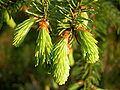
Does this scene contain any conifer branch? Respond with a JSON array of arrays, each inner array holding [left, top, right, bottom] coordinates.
[[35, 20, 53, 66], [11, 0, 101, 87]]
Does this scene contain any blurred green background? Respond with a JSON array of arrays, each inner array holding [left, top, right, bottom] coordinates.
[[0, 0, 120, 90]]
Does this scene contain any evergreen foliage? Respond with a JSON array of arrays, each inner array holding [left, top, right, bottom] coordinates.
[[3, 10, 16, 28], [13, 18, 35, 47], [10, 0, 100, 86], [0, 0, 120, 89], [35, 21, 53, 66], [76, 30, 99, 63], [50, 38, 70, 85]]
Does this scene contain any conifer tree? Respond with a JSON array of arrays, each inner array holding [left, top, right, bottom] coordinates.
[[2, 0, 120, 89]]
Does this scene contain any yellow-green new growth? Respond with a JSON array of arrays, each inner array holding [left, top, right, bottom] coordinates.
[[50, 39, 70, 85], [76, 11, 99, 63], [35, 27, 53, 66], [4, 10, 16, 28], [13, 19, 35, 47], [77, 30, 99, 63]]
